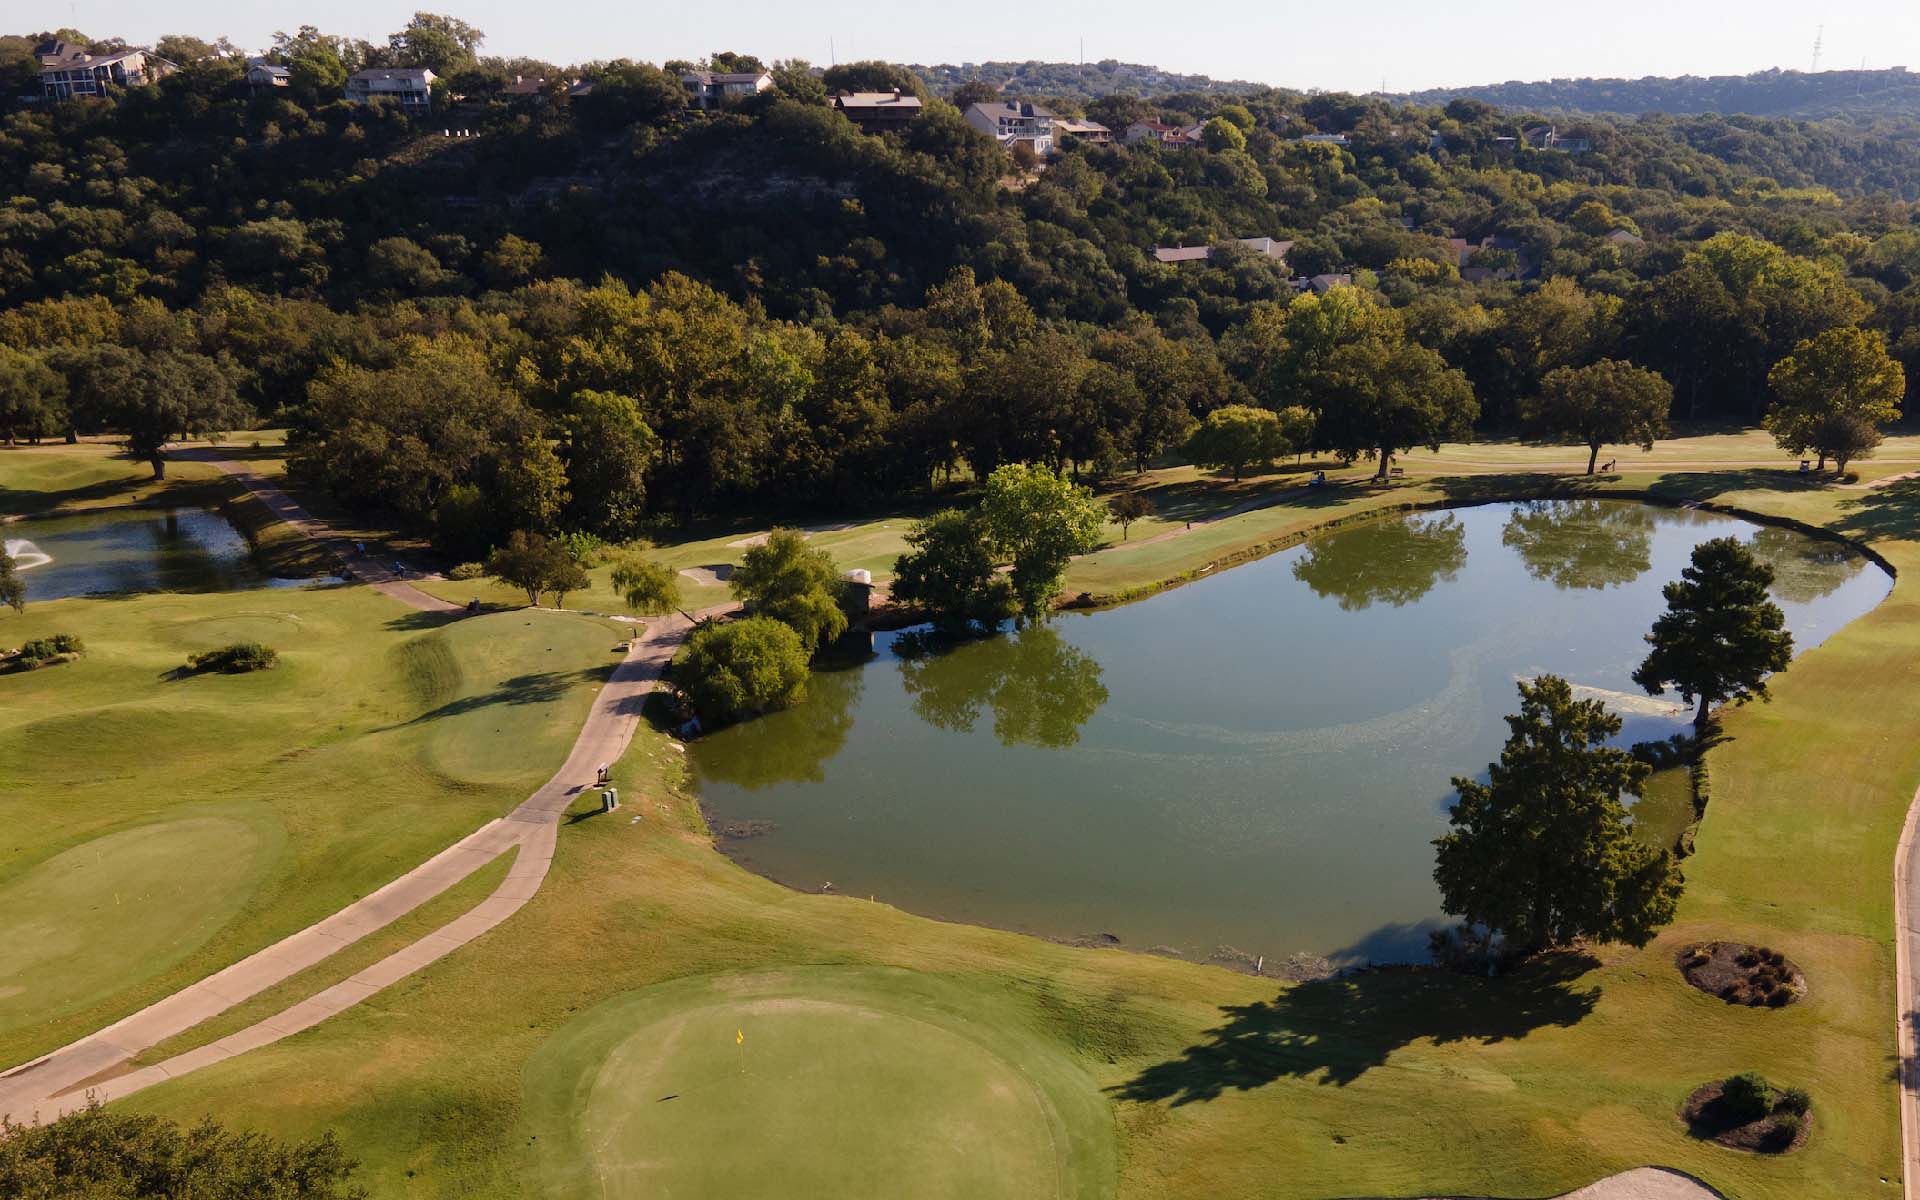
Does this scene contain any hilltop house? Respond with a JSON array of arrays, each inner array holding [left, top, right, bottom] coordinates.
[[1153, 236, 1294, 266], [1521, 125, 1593, 153], [1124, 119, 1201, 149], [36, 41, 173, 101], [964, 101, 1056, 157], [682, 69, 772, 110], [1055, 117, 1112, 145], [245, 63, 290, 89], [345, 67, 436, 111], [833, 90, 923, 130]]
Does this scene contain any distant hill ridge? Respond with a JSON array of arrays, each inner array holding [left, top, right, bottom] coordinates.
[[906, 59, 1261, 101], [1404, 66, 1920, 120], [901, 59, 1920, 122]]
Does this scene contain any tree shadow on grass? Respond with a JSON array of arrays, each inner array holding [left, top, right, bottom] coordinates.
[[1640, 469, 1817, 506], [380, 668, 607, 728], [1111, 949, 1600, 1104], [385, 609, 464, 632], [1429, 472, 1603, 506], [1836, 477, 1920, 542]]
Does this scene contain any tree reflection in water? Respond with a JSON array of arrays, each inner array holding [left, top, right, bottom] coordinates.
[[1746, 525, 1866, 604], [895, 625, 1109, 749], [1500, 500, 1656, 591], [691, 655, 867, 790], [1291, 512, 1468, 611]]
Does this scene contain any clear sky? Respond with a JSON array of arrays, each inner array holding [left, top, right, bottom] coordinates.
[[48, 0, 1920, 94]]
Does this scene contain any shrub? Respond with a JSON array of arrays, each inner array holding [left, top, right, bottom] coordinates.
[[0, 1100, 364, 1198], [673, 617, 809, 725], [447, 561, 487, 580], [15, 633, 83, 667], [187, 642, 279, 673], [1766, 1113, 1802, 1149], [1777, 1086, 1812, 1115], [1721, 1072, 1775, 1122]]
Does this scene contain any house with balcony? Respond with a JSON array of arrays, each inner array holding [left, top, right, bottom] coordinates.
[[833, 90, 923, 131], [964, 101, 1055, 157], [345, 67, 437, 111], [1055, 118, 1112, 145], [37, 41, 173, 101], [682, 69, 773, 111], [245, 63, 290, 89]]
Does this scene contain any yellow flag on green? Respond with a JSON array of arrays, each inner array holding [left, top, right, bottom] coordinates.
[[736, 1029, 744, 1045]]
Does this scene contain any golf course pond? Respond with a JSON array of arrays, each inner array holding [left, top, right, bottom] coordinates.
[[3, 506, 296, 600], [692, 500, 1893, 967]]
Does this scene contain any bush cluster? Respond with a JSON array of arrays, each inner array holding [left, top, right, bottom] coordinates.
[[187, 642, 279, 673], [11, 633, 83, 669]]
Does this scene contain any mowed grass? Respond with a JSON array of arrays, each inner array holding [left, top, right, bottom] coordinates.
[[0, 811, 272, 1035], [19, 434, 1920, 1198], [0, 439, 225, 517], [0, 487, 630, 1070], [523, 967, 1114, 1200]]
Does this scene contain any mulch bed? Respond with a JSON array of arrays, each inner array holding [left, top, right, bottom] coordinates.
[[1681, 1081, 1812, 1154], [1676, 941, 1806, 1007]]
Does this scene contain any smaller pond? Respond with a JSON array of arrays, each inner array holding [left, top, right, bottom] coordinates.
[[4, 507, 299, 600]]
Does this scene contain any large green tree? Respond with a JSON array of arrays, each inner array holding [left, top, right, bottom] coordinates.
[[1523, 359, 1673, 475], [114, 351, 248, 478], [729, 529, 847, 651], [674, 617, 810, 725], [610, 548, 681, 615], [889, 508, 1016, 635], [1183, 404, 1286, 482], [1320, 338, 1478, 479], [978, 464, 1105, 620], [1763, 326, 1905, 475], [0, 346, 66, 444], [1632, 537, 1793, 730], [562, 390, 658, 539], [1433, 676, 1683, 954]]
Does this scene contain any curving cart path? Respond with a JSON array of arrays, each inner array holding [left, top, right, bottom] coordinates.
[[0, 455, 692, 1120]]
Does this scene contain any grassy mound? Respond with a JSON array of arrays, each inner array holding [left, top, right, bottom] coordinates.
[[522, 968, 1114, 1200]]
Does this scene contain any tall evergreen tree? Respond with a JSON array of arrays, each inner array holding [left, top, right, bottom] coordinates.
[[1433, 676, 1683, 954], [1633, 537, 1793, 730]]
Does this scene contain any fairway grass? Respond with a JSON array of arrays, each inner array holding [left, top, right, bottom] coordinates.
[[13, 435, 1920, 1199], [0, 527, 629, 1069], [524, 968, 1114, 1200]]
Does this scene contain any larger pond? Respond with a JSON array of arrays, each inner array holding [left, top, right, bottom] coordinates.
[[693, 501, 1893, 967], [3, 506, 288, 600]]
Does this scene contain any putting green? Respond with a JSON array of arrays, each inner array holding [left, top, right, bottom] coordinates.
[[523, 968, 1114, 1200], [0, 811, 276, 1033]]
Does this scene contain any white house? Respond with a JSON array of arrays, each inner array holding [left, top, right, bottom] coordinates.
[[964, 101, 1055, 157], [345, 67, 436, 111], [37, 41, 173, 101], [1152, 236, 1294, 266], [682, 69, 772, 111]]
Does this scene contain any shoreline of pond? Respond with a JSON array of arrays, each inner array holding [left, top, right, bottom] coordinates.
[[698, 491, 1895, 978]]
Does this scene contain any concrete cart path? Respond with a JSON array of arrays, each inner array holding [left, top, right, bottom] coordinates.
[[0, 456, 691, 1120], [1895, 784, 1920, 1200]]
